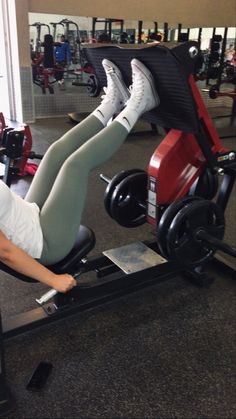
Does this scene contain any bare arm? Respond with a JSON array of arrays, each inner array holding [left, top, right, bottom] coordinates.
[[0, 230, 76, 293]]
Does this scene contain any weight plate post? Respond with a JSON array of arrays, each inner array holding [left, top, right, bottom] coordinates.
[[110, 172, 148, 228], [166, 199, 225, 266]]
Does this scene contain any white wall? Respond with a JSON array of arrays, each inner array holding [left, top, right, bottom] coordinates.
[[28, 12, 236, 48], [29, 12, 93, 41], [28, 0, 236, 28]]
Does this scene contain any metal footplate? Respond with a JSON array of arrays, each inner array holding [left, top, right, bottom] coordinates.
[[103, 242, 166, 274], [38, 242, 166, 314]]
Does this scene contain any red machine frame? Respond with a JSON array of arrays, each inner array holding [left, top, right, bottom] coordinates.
[[147, 74, 227, 226], [0, 114, 40, 184]]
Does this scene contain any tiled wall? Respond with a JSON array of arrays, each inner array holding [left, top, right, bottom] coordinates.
[[19, 69, 101, 122], [19, 71, 234, 123], [34, 86, 101, 118], [33, 85, 234, 119]]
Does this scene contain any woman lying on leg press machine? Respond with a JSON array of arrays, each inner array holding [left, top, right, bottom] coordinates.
[[0, 59, 160, 293]]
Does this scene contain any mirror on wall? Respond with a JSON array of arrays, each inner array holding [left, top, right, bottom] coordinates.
[[28, 12, 236, 120]]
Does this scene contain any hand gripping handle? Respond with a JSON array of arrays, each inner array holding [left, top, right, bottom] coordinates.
[[35, 272, 81, 305]]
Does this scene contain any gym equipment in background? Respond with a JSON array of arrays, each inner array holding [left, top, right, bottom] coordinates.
[[195, 28, 229, 86], [29, 18, 102, 95], [202, 70, 236, 138], [29, 21, 51, 58], [0, 113, 43, 186]]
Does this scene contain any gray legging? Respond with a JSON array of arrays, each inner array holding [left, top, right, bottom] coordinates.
[[25, 114, 128, 265]]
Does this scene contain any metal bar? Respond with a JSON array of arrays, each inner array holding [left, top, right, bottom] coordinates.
[[178, 23, 182, 39], [198, 28, 202, 46], [216, 173, 235, 211], [0, 311, 13, 416], [0, 312, 7, 396], [3, 261, 184, 340], [104, 20, 108, 33], [164, 22, 168, 42], [217, 27, 228, 85], [138, 21, 143, 44], [100, 174, 110, 184], [196, 230, 236, 257], [92, 18, 96, 39], [195, 126, 218, 170], [108, 20, 112, 40]]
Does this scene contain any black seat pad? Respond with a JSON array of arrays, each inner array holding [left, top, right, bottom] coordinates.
[[49, 225, 95, 274], [0, 225, 95, 283]]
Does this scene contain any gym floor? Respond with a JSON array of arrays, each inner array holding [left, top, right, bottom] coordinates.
[[0, 109, 235, 418]]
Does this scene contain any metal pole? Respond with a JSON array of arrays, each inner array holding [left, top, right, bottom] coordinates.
[[178, 23, 182, 41], [138, 21, 143, 44], [104, 19, 108, 33], [198, 28, 202, 47], [92, 18, 96, 39], [217, 27, 228, 85], [164, 22, 168, 42], [0, 311, 13, 416], [108, 20, 112, 40]]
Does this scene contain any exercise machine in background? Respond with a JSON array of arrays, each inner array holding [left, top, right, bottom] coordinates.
[[30, 19, 98, 95], [0, 113, 43, 186]]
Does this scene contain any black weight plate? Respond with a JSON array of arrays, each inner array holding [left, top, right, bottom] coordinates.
[[110, 172, 148, 227], [86, 74, 101, 97], [189, 168, 219, 200], [104, 169, 145, 217], [157, 196, 202, 259], [209, 85, 219, 99], [166, 200, 225, 266]]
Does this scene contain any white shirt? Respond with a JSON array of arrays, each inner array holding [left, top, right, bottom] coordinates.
[[0, 180, 43, 258]]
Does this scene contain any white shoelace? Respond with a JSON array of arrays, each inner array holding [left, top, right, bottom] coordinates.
[[101, 70, 130, 106], [127, 73, 145, 109], [101, 86, 115, 104]]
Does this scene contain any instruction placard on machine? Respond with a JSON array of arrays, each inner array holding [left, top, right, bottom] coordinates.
[[103, 242, 166, 274]]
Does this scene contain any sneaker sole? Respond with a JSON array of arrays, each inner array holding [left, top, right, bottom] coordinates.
[[131, 59, 160, 108], [102, 59, 130, 102]]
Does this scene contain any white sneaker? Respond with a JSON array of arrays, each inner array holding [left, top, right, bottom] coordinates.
[[92, 59, 130, 125], [115, 58, 160, 131]]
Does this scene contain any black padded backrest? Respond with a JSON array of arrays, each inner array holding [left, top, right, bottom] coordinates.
[[43, 34, 54, 68], [84, 41, 200, 133]]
